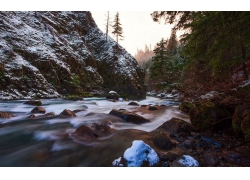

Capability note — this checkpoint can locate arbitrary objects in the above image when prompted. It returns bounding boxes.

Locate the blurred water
[0,96,189,166]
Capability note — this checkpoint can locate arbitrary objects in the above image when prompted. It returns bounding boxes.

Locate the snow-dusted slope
[0,11,145,99]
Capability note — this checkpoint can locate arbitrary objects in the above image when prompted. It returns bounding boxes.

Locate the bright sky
[91,11,182,56]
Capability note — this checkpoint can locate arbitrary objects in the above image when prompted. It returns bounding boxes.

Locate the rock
[123,140,159,167]
[179,101,195,114]
[201,153,219,166]
[106,91,119,100]
[152,131,173,150]
[148,106,158,111]
[159,151,180,162]
[141,104,147,107]
[24,100,42,106]
[241,114,250,144]
[0,111,14,118]
[189,99,230,130]
[232,104,250,136]
[171,155,199,167]
[73,109,87,113]
[109,109,150,124]
[91,123,113,136]
[74,125,98,138]
[59,109,76,117]
[128,101,140,106]
[159,117,192,134]
[29,114,36,119]
[184,139,196,149]
[31,107,46,114]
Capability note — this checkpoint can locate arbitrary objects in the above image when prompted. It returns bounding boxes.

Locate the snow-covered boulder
[123,140,159,167]
[106,91,119,100]
[172,155,199,167]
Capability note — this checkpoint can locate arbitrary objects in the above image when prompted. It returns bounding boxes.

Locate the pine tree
[112,12,124,45]
[167,28,178,55]
[149,38,169,82]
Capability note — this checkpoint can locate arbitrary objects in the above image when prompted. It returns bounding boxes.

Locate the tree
[105,11,111,41]
[112,12,124,45]
[149,38,169,82]
[167,28,178,55]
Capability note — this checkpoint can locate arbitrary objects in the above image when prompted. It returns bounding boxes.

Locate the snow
[112,157,122,166]
[178,155,199,167]
[239,78,250,88]
[109,91,117,94]
[200,91,219,100]
[123,140,159,167]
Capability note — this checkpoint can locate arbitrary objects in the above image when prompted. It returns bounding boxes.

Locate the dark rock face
[152,131,173,150]
[109,109,150,124]
[0,11,145,100]
[159,117,192,134]
[0,111,14,118]
[24,100,42,106]
[128,101,140,106]
[59,109,76,117]
[31,106,46,114]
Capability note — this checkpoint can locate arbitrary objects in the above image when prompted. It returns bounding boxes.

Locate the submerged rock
[123,140,159,167]
[0,111,14,118]
[148,105,158,111]
[59,109,76,117]
[74,125,98,139]
[31,107,46,114]
[24,100,42,106]
[109,109,150,124]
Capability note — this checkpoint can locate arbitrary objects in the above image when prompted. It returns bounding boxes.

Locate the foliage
[70,74,80,86]
[112,12,124,44]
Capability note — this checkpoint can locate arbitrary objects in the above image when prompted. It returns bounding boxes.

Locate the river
[0,96,189,166]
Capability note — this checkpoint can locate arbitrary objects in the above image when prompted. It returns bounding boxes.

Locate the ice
[123,140,159,167]
[178,155,199,167]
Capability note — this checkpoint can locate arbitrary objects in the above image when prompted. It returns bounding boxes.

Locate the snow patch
[123,140,159,167]
[178,155,199,167]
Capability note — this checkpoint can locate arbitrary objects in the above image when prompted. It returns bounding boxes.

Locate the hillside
[0,11,145,100]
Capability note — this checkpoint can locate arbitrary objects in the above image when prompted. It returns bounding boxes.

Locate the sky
[91,11,182,56]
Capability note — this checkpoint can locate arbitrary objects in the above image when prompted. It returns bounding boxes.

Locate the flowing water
[0,97,189,167]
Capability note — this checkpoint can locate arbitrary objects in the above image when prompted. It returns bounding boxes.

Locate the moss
[180,101,196,114]
[189,100,216,130]
[241,115,250,144]
[232,105,250,136]
[70,74,81,86]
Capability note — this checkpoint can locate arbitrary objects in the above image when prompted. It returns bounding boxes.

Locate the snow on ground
[123,140,159,167]
[178,155,199,167]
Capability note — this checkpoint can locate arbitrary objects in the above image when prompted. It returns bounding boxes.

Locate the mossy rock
[179,101,195,114]
[189,100,229,131]
[232,104,250,136]
[241,114,250,145]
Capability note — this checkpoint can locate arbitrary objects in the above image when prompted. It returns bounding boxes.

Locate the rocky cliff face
[0,11,145,100]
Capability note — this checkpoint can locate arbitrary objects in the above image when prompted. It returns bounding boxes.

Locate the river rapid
[0,96,189,167]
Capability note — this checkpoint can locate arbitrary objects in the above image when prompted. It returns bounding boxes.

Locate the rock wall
[0,11,145,100]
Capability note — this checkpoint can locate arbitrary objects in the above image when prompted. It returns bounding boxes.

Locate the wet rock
[73,109,87,113]
[158,151,180,162]
[60,109,76,117]
[128,101,140,106]
[184,139,196,149]
[74,125,98,138]
[91,123,113,136]
[109,109,150,124]
[106,121,113,126]
[31,107,46,114]
[0,111,14,118]
[240,114,250,144]
[141,104,147,107]
[106,91,119,100]
[179,101,195,114]
[159,117,192,134]
[24,100,42,106]
[148,106,158,111]
[152,131,173,150]
[29,114,36,119]
[201,153,219,166]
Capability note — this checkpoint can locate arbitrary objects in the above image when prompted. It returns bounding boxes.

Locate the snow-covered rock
[0,11,145,100]
[200,91,219,100]
[123,140,159,167]
[178,155,199,167]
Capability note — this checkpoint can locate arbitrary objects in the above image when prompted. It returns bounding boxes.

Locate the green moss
[180,101,195,113]
[232,105,250,136]
[70,74,80,86]
[241,115,250,144]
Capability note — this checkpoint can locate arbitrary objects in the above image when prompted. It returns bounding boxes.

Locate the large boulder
[31,107,46,114]
[0,111,14,118]
[159,117,192,134]
[189,100,230,130]
[232,104,250,137]
[109,109,150,124]
[179,101,195,114]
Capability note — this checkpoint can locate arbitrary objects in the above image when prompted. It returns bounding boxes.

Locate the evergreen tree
[167,28,178,55]
[112,12,124,45]
[149,38,169,82]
